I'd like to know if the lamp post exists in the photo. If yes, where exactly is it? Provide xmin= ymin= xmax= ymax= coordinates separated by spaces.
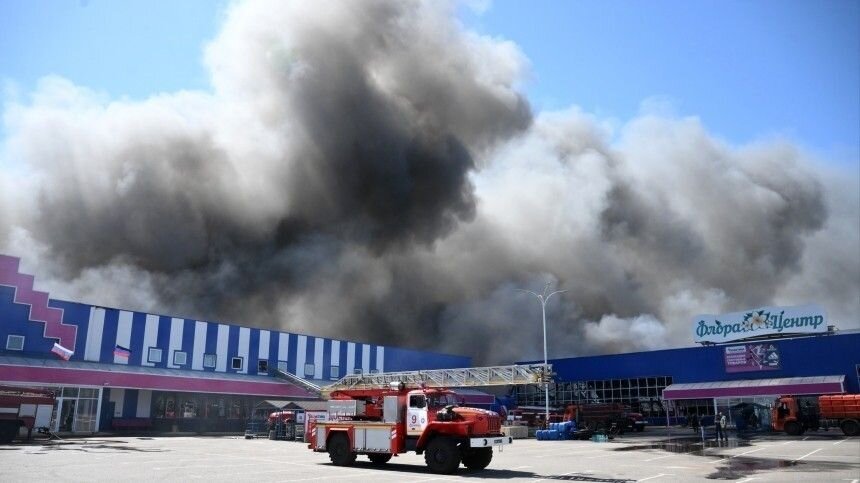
xmin=516 ymin=282 xmax=567 ymax=428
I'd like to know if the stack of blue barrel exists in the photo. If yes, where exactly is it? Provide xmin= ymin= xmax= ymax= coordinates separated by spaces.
xmin=535 ymin=421 xmax=577 ymax=440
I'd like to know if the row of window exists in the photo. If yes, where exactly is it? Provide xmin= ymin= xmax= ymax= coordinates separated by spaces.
xmin=4 ymin=336 xmax=374 ymax=379
xmin=513 ymin=376 xmax=675 ymax=418
xmin=144 ymin=347 xmax=378 ymax=377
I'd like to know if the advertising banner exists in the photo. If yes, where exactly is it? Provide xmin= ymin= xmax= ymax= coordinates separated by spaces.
xmin=693 ymin=304 xmax=827 ymax=343
xmin=724 ymin=343 xmax=780 ymax=373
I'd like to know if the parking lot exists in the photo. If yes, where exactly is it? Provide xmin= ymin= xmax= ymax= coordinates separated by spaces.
xmin=0 ymin=431 xmax=857 ymax=482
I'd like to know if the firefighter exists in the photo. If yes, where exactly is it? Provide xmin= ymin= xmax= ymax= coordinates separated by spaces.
xmin=714 ymin=412 xmax=728 ymax=443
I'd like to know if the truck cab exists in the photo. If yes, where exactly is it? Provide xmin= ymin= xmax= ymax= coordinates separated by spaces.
xmin=771 ymin=396 xmax=819 ymax=435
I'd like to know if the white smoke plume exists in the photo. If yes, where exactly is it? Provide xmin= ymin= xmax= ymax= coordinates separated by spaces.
xmin=1 ymin=0 xmax=857 ymax=364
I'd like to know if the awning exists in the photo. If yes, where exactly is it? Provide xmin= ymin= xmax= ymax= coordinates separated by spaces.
xmin=0 ymin=355 xmax=317 ymax=399
xmin=662 ymin=375 xmax=845 ymax=400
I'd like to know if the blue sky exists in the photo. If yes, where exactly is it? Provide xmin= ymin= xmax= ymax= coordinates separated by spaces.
xmin=1 ymin=0 xmax=858 ymax=161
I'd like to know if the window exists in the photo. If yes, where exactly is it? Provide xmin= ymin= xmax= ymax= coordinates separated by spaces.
xmin=173 ymin=351 xmax=187 ymax=366
xmin=147 ymin=347 xmax=163 ymax=363
xmin=409 ymin=395 xmax=426 ymax=408
xmin=231 ymin=357 xmax=244 ymax=370
xmin=304 ymin=364 xmax=315 ymax=377
xmin=203 ymin=353 xmax=216 ymax=368
xmin=6 ymin=335 xmax=24 ymax=351
xmin=353 ymin=368 xmax=363 ymax=375
xmin=258 ymin=360 xmax=268 ymax=373
xmin=370 ymin=369 xmax=379 ymax=374
xmin=277 ymin=361 xmax=288 ymax=373
xmin=330 ymin=366 xmax=340 ymax=379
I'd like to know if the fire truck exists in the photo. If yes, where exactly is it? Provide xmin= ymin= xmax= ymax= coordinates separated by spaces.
xmin=0 ymin=385 xmax=55 ymax=443
xmin=307 ymin=364 xmax=549 ymax=474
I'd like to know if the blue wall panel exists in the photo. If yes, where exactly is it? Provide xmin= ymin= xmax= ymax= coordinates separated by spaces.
xmin=383 ymin=346 xmax=471 ymax=372
xmin=249 ymin=329 xmax=260 ymax=373
xmin=129 ymin=312 xmax=147 ymax=366
xmin=179 ymin=319 xmax=195 ymax=368
xmin=204 ymin=321 xmax=219 ymax=372
xmin=154 ymin=316 xmax=172 ymax=368
xmin=99 ymin=309 xmax=120 ymax=363
xmin=287 ymin=333 xmax=298 ymax=374
xmin=322 ymin=339 xmax=332 ymax=380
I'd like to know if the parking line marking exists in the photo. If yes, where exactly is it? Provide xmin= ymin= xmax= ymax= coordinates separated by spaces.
xmin=803 ymin=436 xmax=810 ymax=441
xmin=731 ymin=447 xmax=768 ymax=458
xmin=531 ymin=471 xmax=575 ymax=483
xmin=833 ymin=437 xmax=853 ymax=445
xmin=793 ymin=448 xmax=823 ymax=461
xmin=638 ymin=474 xmax=672 ymax=482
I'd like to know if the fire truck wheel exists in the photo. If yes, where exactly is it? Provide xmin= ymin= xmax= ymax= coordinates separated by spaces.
xmin=462 ymin=447 xmax=493 ymax=470
xmin=0 ymin=421 xmax=18 ymax=444
xmin=368 ymin=453 xmax=392 ymax=465
xmin=424 ymin=437 xmax=461 ymax=474
xmin=784 ymin=421 xmax=802 ymax=436
xmin=327 ymin=433 xmax=356 ymax=466
xmin=841 ymin=420 xmax=859 ymax=437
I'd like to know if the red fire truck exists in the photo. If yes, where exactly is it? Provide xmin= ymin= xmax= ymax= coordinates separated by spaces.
xmin=307 ymin=364 xmax=547 ymax=474
xmin=0 ymin=385 xmax=55 ymax=443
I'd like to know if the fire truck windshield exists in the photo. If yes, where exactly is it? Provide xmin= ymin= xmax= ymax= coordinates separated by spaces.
xmin=427 ymin=393 xmax=458 ymax=408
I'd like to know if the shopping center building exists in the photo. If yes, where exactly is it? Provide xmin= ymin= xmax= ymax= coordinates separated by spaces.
xmin=514 ymin=305 xmax=859 ymax=429
xmin=0 ymin=255 xmax=470 ymax=433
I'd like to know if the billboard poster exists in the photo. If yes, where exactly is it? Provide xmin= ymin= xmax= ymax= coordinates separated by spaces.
xmin=694 ymin=304 xmax=827 ymax=343
xmin=724 ymin=343 xmax=781 ymax=373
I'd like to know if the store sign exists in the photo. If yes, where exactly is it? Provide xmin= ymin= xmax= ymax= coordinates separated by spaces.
xmin=694 ymin=304 xmax=826 ymax=343
xmin=724 ymin=343 xmax=780 ymax=373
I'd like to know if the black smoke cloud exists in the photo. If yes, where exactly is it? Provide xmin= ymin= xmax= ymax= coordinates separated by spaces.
xmin=1 ymin=1 xmax=857 ymax=364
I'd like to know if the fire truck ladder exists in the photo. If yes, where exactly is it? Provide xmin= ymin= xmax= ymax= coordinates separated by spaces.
xmin=322 ymin=364 xmax=551 ymax=396
xmin=274 ymin=369 xmax=323 ymax=397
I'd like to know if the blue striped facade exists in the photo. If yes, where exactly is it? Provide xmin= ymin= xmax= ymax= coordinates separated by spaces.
xmin=0 ymin=286 xmax=471 ymax=381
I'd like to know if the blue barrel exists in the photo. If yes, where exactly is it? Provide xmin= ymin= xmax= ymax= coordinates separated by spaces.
xmin=548 ymin=430 xmax=559 ymax=440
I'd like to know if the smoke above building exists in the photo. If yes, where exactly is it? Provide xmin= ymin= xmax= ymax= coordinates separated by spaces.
xmin=1 ymin=0 xmax=857 ymax=364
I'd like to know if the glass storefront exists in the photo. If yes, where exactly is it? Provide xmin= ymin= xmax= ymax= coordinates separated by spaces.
xmin=150 ymin=391 xmax=259 ymax=432
xmin=715 ymin=396 xmax=775 ymax=431
xmin=513 ymin=376 xmax=675 ymax=421
xmin=8 ymin=385 xmax=103 ymax=433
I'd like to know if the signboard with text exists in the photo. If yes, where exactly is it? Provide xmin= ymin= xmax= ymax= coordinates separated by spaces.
xmin=694 ymin=304 xmax=827 ymax=344
xmin=724 ymin=343 xmax=781 ymax=373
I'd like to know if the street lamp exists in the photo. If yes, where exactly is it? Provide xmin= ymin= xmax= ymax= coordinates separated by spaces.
xmin=516 ymin=282 xmax=567 ymax=428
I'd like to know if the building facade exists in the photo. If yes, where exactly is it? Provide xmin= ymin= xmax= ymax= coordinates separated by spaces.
xmin=0 ymin=255 xmax=470 ymax=433
xmin=515 ymin=331 xmax=859 ymax=428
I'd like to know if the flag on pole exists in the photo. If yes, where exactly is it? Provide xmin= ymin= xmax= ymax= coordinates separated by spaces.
xmin=113 ymin=345 xmax=131 ymax=359
xmin=51 ymin=342 xmax=73 ymax=361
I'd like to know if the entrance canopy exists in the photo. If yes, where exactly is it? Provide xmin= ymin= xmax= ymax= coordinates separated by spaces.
xmin=662 ymin=375 xmax=844 ymax=400
xmin=0 ymin=355 xmax=317 ymax=398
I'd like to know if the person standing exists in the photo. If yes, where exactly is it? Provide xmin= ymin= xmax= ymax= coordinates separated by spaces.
xmin=715 ymin=411 xmax=728 ymax=442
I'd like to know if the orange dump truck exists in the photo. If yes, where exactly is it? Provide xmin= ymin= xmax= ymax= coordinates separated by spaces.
xmin=772 ymin=394 xmax=860 ymax=436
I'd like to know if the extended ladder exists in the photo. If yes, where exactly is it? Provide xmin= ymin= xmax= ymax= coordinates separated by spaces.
xmin=322 ymin=364 xmax=551 ymax=396
xmin=274 ymin=369 xmax=323 ymax=397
